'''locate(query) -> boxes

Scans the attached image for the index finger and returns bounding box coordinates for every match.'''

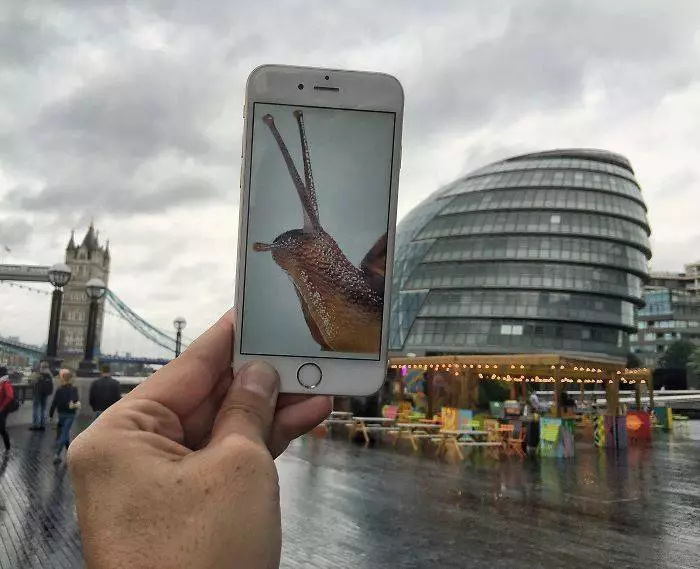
[127,309,235,417]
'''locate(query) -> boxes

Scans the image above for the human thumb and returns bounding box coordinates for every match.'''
[210,361,280,446]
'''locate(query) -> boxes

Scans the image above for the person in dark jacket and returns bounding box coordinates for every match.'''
[89,364,121,418]
[49,369,80,464]
[30,360,54,431]
[0,366,15,452]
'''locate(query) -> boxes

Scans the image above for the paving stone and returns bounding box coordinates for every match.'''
[1,409,698,568]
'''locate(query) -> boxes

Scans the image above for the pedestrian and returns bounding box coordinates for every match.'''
[0,366,17,453]
[89,364,121,418]
[30,360,54,431]
[49,369,80,464]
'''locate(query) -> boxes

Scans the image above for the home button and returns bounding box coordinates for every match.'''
[297,362,323,389]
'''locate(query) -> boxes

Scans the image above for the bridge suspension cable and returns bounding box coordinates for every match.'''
[105,290,189,354]
[1,281,190,355]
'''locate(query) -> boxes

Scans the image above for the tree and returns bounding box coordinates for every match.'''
[687,347,700,378]
[626,351,642,369]
[658,339,696,370]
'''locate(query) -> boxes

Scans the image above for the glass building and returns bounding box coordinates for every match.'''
[389,149,651,361]
[630,263,700,366]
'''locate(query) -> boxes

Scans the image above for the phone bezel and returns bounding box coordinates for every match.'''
[234,64,404,395]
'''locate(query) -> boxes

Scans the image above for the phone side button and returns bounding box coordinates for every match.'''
[297,362,322,389]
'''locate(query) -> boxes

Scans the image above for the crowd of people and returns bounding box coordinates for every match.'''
[0,362,122,460]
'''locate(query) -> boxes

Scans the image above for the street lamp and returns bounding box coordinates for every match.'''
[78,277,106,376]
[173,316,187,357]
[46,262,72,365]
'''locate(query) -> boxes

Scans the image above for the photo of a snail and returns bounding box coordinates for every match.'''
[252,110,387,354]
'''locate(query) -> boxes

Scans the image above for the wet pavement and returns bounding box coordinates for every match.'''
[1,408,699,568]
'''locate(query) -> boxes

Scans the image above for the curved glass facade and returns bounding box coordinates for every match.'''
[389,149,651,359]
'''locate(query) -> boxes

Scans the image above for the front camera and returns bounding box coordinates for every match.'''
[324,75,330,80]
[297,83,304,90]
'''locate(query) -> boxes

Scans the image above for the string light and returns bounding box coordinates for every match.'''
[390,358,650,390]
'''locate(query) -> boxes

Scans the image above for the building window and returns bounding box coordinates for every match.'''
[500,324,523,335]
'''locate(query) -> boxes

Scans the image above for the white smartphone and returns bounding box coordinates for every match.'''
[234,65,404,396]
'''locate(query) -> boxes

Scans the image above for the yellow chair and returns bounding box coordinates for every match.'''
[441,407,458,431]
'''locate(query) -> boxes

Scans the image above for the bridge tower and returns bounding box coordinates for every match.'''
[58,224,110,368]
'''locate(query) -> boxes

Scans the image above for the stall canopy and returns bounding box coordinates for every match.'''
[388,354,652,416]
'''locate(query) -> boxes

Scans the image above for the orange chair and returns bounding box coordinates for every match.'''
[485,420,502,459]
[507,426,526,457]
[499,424,515,454]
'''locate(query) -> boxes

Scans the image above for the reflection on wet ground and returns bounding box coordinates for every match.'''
[280,426,700,569]
[1,415,698,568]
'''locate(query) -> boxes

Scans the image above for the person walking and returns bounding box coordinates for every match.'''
[0,366,16,453]
[30,360,54,431]
[49,369,80,464]
[89,364,121,418]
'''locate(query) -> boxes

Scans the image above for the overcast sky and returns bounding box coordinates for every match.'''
[1,0,699,354]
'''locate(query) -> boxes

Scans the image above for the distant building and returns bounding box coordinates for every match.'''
[58,224,110,368]
[389,149,651,362]
[630,262,700,367]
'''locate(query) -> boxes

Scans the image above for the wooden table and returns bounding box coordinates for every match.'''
[434,429,501,460]
[319,412,355,437]
[324,411,354,427]
[348,417,396,444]
[391,422,442,451]
[330,411,353,418]
[493,426,514,443]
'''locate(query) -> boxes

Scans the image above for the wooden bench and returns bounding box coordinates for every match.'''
[456,441,502,447]
[348,417,396,444]
[392,423,442,451]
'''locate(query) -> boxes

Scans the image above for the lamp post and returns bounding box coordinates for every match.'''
[78,277,106,376]
[46,263,72,366]
[173,316,187,357]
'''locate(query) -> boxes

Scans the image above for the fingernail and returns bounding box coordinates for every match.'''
[238,361,279,400]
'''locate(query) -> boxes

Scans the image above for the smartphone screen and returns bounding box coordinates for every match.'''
[240,102,396,361]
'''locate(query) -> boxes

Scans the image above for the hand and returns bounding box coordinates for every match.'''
[68,309,332,569]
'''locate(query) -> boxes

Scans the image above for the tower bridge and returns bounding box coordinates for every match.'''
[0,224,188,369]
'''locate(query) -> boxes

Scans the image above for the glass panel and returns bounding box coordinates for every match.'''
[417,210,650,252]
[388,290,429,350]
[440,165,644,204]
[404,318,626,357]
[423,236,649,275]
[419,289,635,327]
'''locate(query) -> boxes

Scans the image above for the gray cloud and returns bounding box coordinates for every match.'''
[0,219,32,251]
[651,235,700,271]
[405,0,700,143]
[0,5,67,69]
[0,0,699,352]
[3,176,219,215]
[34,60,215,162]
